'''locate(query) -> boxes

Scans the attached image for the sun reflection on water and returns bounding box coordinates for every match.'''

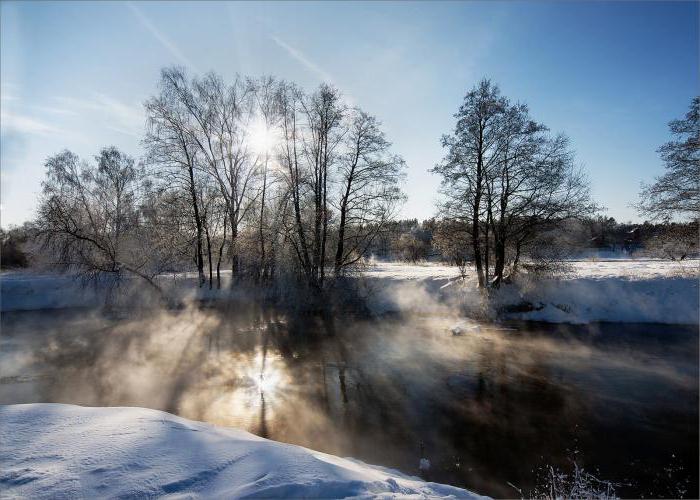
[249,349,283,396]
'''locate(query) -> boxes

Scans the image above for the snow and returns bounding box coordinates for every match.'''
[566,258,698,279]
[496,259,698,324]
[502,275,697,324]
[0,403,481,499]
[363,262,463,281]
[0,273,103,311]
[358,259,698,324]
[1,258,697,324]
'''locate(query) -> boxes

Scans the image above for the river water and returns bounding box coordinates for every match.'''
[1,305,697,498]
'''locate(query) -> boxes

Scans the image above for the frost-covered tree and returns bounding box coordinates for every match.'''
[36,148,168,295]
[638,96,700,221]
[433,79,594,288]
[334,110,406,275]
[432,79,507,287]
[144,69,208,286]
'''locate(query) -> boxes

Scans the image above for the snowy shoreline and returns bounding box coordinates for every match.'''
[0,403,482,499]
[358,259,699,325]
[1,259,697,324]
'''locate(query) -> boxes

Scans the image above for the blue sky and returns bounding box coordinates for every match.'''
[1,0,698,227]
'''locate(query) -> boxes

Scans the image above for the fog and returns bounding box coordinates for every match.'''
[1,297,697,498]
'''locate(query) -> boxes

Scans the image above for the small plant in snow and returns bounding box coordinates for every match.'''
[525,461,620,500]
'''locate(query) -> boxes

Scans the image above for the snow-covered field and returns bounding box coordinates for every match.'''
[360,259,699,324]
[362,258,698,281]
[1,259,698,324]
[0,404,480,499]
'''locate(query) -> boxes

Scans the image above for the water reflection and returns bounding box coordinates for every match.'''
[0,306,697,498]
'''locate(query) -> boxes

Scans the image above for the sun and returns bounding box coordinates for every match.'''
[247,116,278,156]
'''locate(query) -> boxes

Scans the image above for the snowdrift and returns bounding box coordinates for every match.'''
[0,403,481,499]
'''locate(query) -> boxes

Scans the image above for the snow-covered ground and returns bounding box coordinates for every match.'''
[361,258,698,281]
[0,403,481,499]
[359,259,698,324]
[500,259,697,324]
[1,259,697,324]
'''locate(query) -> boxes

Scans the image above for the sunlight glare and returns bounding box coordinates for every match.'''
[247,116,278,156]
[250,349,283,397]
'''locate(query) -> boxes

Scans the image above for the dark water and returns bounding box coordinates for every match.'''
[1,305,697,498]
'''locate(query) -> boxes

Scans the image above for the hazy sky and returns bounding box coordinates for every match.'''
[1,0,698,227]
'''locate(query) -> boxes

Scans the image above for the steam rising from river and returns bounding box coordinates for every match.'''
[1,294,697,497]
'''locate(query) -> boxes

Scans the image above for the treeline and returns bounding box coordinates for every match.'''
[30,68,405,295]
[360,217,698,265]
[5,214,696,275]
[5,74,696,294]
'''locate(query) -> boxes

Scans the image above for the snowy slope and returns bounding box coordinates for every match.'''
[496,259,698,324]
[500,275,698,324]
[358,259,698,324]
[2,259,697,324]
[0,404,482,499]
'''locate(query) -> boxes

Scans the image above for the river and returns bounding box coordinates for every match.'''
[1,305,697,498]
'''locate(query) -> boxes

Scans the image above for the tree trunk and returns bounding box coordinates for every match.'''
[320,178,327,285]
[493,239,506,288]
[188,165,205,287]
[292,164,312,284]
[492,185,509,288]
[334,203,347,275]
[230,216,238,284]
[512,239,523,275]
[472,138,485,288]
[216,219,227,289]
[205,224,213,290]
[258,164,267,282]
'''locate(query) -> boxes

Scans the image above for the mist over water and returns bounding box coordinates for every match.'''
[1,304,697,498]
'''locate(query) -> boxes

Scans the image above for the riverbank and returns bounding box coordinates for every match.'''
[1,259,697,324]
[0,403,482,499]
[357,259,699,324]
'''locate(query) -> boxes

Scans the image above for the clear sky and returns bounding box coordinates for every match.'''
[1,0,698,227]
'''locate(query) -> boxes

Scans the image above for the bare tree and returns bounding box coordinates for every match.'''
[333,109,406,275]
[301,84,345,288]
[145,69,207,286]
[433,79,594,288]
[277,83,346,291]
[278,82,315,286]
[396,231,431,263]
[490,130,594,286]
[433,218,471,270]
[432,79,507,288]
[150,68,260,282]
[251,76,282,282]
[37,148,167,296]
[645,222,698,261]
[638,96,700,221]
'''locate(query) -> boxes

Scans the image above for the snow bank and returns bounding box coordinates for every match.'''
[0,273,104,311]
[494,259,699,324]
[0,404,481,499]
[497,275,698,324]
[357,260,698,324]
[2,259,697,324]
